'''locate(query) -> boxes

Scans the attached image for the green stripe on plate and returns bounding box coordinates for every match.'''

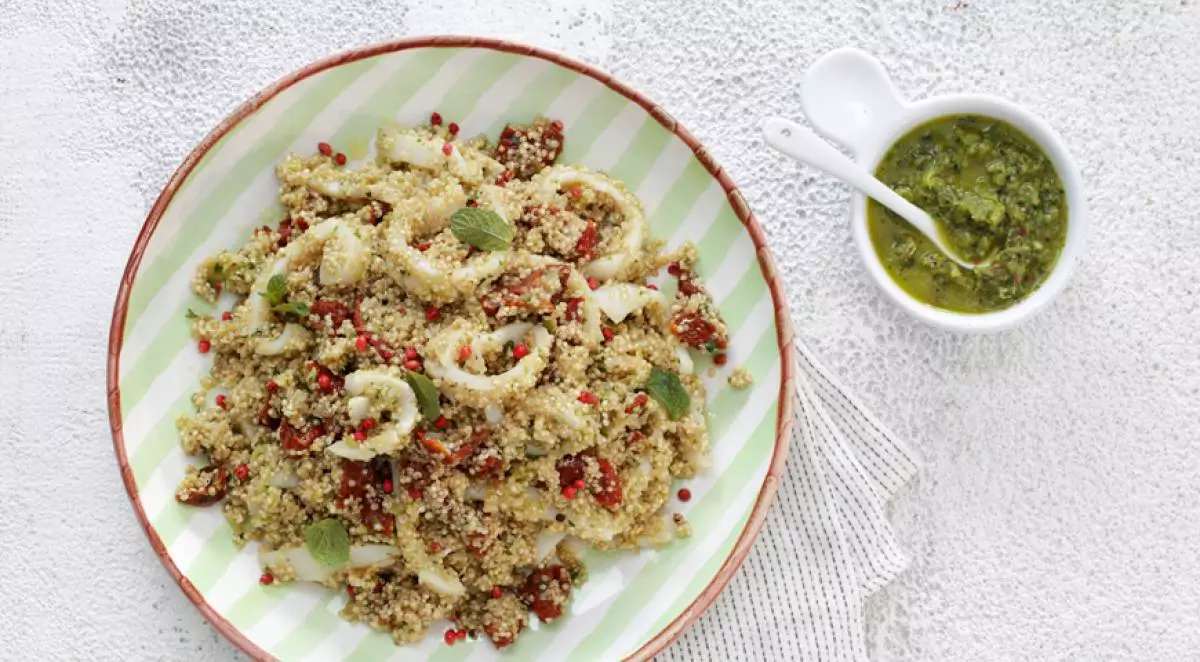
[482,65,578,138]
[345,630,402,662]
[557,90,629,165]
[607,121,673,191]
[327,48,459,150]
[270,597,344,660]
[695,206,741,266]
[149,501,193,548]
[706,320,782,441]
[129,389,194,486]
[435,52,521,122]
[714,268,768,330]
[122,56,382,333]
[648,159,712,239]
[227,587,288,631]
[120,314,192,420]
[182,524,241,593]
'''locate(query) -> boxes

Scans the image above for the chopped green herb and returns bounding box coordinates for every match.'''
[646,366,690,421]
[273,301,310,317]
[450,207,514,251]
[303,518,349,567]
[405,371,440,421]
[261,274,287,307]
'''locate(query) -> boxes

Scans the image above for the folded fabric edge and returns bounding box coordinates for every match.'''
[794,340,920,497]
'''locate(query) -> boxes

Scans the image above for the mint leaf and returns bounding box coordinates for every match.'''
[646,366,689,421]
[303,518,350,568]
[261,274,287,306]
[406,371,440,421]
[450,208,514,251]
[185,308,203,320]
[273,301,310,317]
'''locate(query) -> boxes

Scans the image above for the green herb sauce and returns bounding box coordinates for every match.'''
[867,114,1068,313]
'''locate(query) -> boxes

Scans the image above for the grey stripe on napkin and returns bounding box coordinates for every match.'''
[659,341,918,661]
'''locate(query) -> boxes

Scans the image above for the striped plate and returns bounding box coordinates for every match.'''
[107,37,795,662]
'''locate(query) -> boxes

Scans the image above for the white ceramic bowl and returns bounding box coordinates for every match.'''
[801,48,1087,333]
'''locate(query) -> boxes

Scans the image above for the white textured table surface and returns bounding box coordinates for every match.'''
[3,1,1199,660]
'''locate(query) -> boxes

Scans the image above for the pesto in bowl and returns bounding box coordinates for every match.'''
[866,114,1068,313]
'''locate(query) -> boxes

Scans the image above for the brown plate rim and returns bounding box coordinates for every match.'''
[106,34,797,662]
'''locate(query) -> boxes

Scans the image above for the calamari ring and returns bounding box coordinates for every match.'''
[378,126,502,183]
[325,369,419,460]
[534,165,647,280]
[246,217,367,356]
[425,322,553,403]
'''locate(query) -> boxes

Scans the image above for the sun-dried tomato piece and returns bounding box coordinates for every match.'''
[593,458,623,512]
[573,220,598,261]
[175,465,228,506]
[469,455,503,478]
[677,275,703,297]
[520,565,571,623]
[555,454,587,490]
[670,312,716,347]
[352,294,365,333]
[563,297,583,321]
[276,219,294,248]
[338,458,394,535]
[309,299,352,330]
[279,419,325,453]
[448,427,491,465]
[257,401,280,430]
[480,266,572,317]
[395,461,432,498]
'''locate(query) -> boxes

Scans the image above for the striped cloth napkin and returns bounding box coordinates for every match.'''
[661,341,919,661]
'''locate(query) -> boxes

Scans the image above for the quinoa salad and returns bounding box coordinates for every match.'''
[175,114,751,650]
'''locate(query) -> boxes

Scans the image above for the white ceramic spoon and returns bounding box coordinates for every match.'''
[762,116,980,269]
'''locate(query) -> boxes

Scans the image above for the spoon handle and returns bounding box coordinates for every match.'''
[761,117,939,239]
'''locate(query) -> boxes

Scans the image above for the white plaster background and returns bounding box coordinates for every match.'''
[1,0,1198,659]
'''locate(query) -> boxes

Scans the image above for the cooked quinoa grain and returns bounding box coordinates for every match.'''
[174,116,743,650]
[728,367,754,390]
